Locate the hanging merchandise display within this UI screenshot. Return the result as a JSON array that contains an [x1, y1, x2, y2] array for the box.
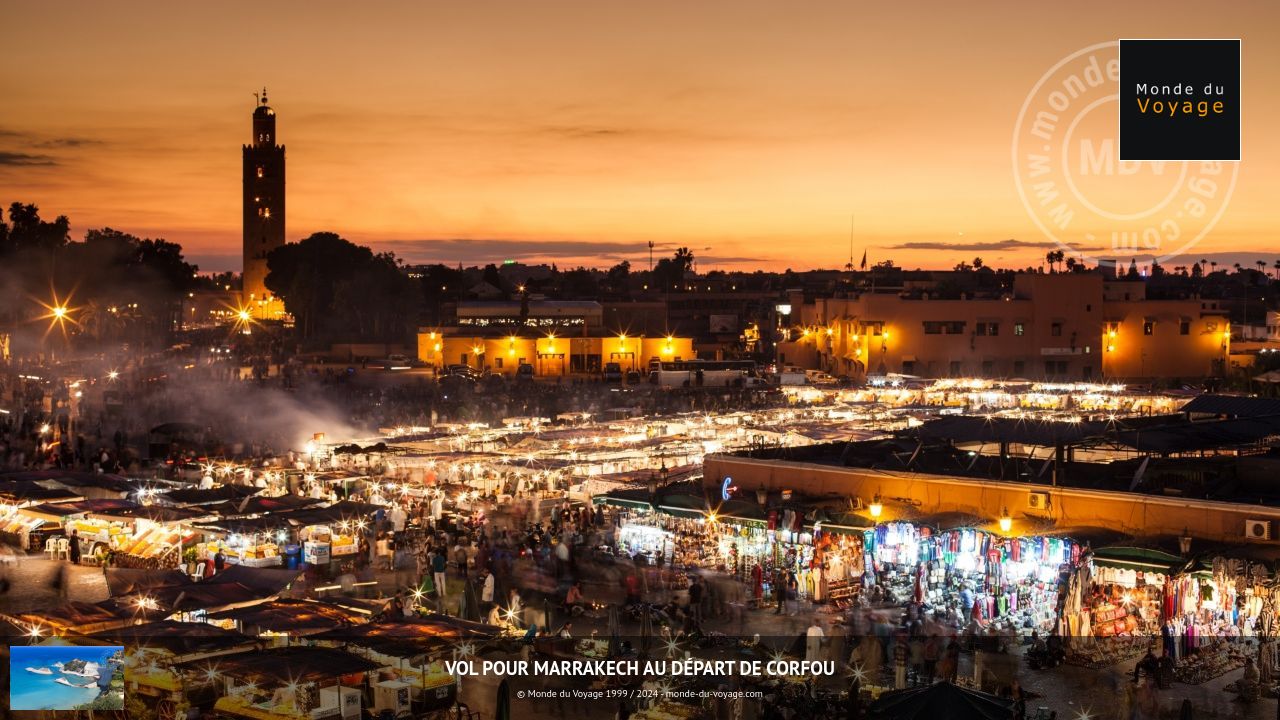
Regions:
[[1060, 549, 1276, 683], [862, 522, 1074, 638]]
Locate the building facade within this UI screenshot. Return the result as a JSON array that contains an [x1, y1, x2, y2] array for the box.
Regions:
[[241, 88, 287, 319], [417, 333, 695, 376], [778, 273, 1229, 381], [418, 300, 694, 376]]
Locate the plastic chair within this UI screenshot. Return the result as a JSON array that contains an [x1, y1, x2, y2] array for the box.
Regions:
[[192, 563, 206, 580], [55, 537, 70, 561], [44, 537, 58, 559]]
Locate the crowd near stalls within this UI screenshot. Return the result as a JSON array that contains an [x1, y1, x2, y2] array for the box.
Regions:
[[601, 492, 1073, 637]]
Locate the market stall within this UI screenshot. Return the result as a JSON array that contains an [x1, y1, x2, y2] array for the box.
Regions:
[[1058, 546, 1268, 682], [90, 621, 256, 720], [187, 646, 379, 720], [863, 522, 1075, 637], [87, 505, 210, 569], [312, 614, 505, 714], [0, 481, 83, 550]]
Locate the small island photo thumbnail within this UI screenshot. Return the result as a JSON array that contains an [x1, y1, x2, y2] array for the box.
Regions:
[[10, 644, 125, 711]]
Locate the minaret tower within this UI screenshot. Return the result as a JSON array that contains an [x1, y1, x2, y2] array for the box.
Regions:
[[242, 87, 286, 317]]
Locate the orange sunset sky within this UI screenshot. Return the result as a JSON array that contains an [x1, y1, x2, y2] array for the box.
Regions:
[[1, 1, 1276, 273]]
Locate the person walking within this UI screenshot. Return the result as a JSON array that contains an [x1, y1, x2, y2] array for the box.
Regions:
[[893, 633, 908, 689], [68, 530, 81, 565], [687, 575, 704, 623], [481, 569, 496, 614], [923, 634, 940, 685], [432, 548, 449, 600], [806, 620, 826, 663]]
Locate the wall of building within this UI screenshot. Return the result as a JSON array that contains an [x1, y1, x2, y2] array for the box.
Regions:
[[416, 332, 692, 376], [1102, 300, 1228, 378], [786, 274, 1227, 380], [705, 454, 1280, 545]]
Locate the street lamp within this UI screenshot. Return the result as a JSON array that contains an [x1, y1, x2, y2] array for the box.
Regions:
[[868, 493, 883, 519], [1179, 528, 1193, 556], [999, 508, 1013, 534]]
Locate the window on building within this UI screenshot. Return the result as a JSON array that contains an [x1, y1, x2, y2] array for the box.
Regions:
[[1086, 304, 1092, 312], [460, 353, 469, 365], [981, 360, 994, 376], [1143, 321, 1154, 336], [256, 166, 264, 178], [975, 322, 999, 336], [901, 361, 916, 375], [1013, 360, 1025, 376], [1051, 322, 1063, 337], [949, 360, 961, 375], [1179, 319, 1190, 335], [1014, 323, 1026, 336], [494, 358, 504, 369], [1082, 365, 1094, 380], [925, 321, 966, 334]]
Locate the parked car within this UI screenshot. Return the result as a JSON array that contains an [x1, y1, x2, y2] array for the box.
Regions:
[[443, 364, 481, 380], [602, 362, 623, 383], [516, 363, 535, 382]]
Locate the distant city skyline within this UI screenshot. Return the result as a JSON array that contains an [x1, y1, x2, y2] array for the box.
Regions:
[[2, 1, 1278, 273]]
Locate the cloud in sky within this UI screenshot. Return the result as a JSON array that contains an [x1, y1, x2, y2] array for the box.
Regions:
[[884, 238, 1107, 253], [0, 151, 56, 166], [375, 238, 763, 266]]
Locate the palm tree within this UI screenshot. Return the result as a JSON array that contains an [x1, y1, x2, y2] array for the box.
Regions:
[[1256, 260, 1267, 274], [1273, 260, 1280, 280]]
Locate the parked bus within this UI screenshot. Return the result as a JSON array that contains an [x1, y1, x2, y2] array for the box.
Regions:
[[648, 359, 763, 388]]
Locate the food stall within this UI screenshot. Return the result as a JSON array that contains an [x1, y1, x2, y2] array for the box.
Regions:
[[0, 482, 83, 550], [299, 522, 360, 566], [86, 505, 211, 569], [189, 647, 379, 720], [198, 533, 284, 568], [312, 614, 505, 714], [89, 621, 256, 720], [18, 499, 145, 562]]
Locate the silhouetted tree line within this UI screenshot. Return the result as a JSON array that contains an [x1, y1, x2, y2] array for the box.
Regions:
[[0, 202, 200, 343], [264, 232, 421, 342]]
